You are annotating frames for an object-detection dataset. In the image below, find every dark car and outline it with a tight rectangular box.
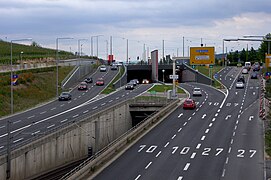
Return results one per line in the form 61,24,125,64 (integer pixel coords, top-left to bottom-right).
78,82,88,90
125,82,134,90
183,99,196,109
111,65,118,70
253,63,260,71
96,78,105,86
58,92,71,101
251,72,258,79
84,77,93,83
237,75,245,83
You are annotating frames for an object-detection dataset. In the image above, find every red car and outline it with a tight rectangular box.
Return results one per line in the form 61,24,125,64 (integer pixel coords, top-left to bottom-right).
183,99,196,109
78,82,88,90
96,78,104,86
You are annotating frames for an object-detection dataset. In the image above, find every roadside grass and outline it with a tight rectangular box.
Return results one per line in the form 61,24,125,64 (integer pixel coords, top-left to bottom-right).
265,124,271,157
196,65,224,88
148,84,185,94
101,66,125,94
0,66,74,117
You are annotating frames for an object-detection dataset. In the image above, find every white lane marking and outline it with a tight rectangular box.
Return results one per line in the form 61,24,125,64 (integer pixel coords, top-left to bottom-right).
190,152,196,159
0,125,5,129
109,100,113,103
27,115,35,119
212,118,216,122
234,125,237,130
236,120,239,124
164,142,170,147
228,147,232,153
222,169,226,177
231,139,234,144
188,117,192,121
60,119,68,123
209,123,213,127
13,138,24,143
178,127,182,132
183,163,190,171
217,109,221,112
192,112,195,116
116,97,119,100
40,111,47,114
233,132,236,136
47,124,55,129
201,136,206,141
249,116,254,121
225,115,231,120
196,144,201,149
172,134,176,139
0,146,4,149
93,106,97,109
178,113,183,118
83,110,89,114
78,96,81,98
73,114,79,118
101,103,106,106
226,157,229,164
183,122,187,126
196,108,199,112
155,151,162,157
135,175,141,180
51,107,56,110
74,98,77,100
68,101,71,104
122,95,125,97
60,104,65,107
177,177,183,180
253,92,256,95
205,129,210,134
13,120,21,124
145,162,152,169
31,130,40,135
82,93,85,96
234,103,239,107
215,113,218,117
202,114,206,119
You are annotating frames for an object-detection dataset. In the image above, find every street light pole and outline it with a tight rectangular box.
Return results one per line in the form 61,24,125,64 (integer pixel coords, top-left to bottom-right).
20,51,23,69
162,69,165,83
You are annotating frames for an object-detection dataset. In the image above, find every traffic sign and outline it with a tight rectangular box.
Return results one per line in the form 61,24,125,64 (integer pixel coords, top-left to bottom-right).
169,75,179,79
190,47,215,65
209,65,213,68
214,73,218,79
266,54,271,67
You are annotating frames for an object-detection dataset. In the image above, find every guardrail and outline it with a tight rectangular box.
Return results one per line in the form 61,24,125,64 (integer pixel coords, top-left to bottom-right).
60,99,179,180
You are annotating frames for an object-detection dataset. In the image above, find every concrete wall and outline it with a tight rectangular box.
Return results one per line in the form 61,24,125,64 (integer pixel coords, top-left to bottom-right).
0,101,132,180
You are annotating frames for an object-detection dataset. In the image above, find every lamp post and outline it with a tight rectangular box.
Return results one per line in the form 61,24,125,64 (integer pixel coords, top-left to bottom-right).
162,69,165,83
172,59,177,99
8,38,32,179
56,37,73,97
20,51,23,69
91,35,103,59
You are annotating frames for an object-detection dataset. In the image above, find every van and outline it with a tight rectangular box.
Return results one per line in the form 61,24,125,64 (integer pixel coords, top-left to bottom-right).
245,62,251,70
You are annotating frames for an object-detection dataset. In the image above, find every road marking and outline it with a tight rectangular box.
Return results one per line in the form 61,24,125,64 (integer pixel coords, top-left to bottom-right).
235,92,238,95
205,129,210,134
238,115,240,119
122,95,125,97
177,177,183,180
31,130,40,135
83,110,89,114
196,144,201,149
212,118,216,122
235,125,237,130
68,101,71,104
236,120,239,124
172,134,176,139
74,98,77,100
249,116,254,121
0,146,4,149
155,151,162,157
13,138,23,143
178,127,182,132
196,108,199,111
188,117,192,121
164,142,170,147
60,119,68,123
202,114,206,119
231,139,234,144
78,96,81,98
234,103,239,107
109,100,113,103
60,104,65,107
228,147,232,153
225,115,231,120
40,111,47,114
145,162,152,169
183,163,190,171
215,113,218,117
116,97,119,100
135,175,141,180
222,169,226,177
93,106,97,109
226,103,231,107
73,114,79,118
190,152,196,159
0,125,5,129
82,93,85,96
27,115,35,119
233,132,236,136
47,124,55,129
209,123,213,127
209,102,212,105
51,107,56,110
183,122,187,126
101,103,106,106
178,113,183,118
226,157,229,164
217,109,221,112
13,120,21,124
201,136,206,141
192,112,195,116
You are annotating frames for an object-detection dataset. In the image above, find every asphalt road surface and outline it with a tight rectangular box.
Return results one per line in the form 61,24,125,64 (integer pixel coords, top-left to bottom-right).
93,66,264,180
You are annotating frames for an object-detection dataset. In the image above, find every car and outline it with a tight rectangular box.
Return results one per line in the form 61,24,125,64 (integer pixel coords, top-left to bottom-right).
253,62,260,71
235,81,244,89
251,72,258,79
111,65,118,70
183,99,196,109
237,63,242,67
133,79,139,84
245,62,251,70
84,77,93,83
125,82,134,90
96,78,104,86
58,92,71,101
142,79,149,84
78,82,88,90
237,75,245,83
192,87,202,96
100,65,107,72
242,68,248,74
129,80,137,86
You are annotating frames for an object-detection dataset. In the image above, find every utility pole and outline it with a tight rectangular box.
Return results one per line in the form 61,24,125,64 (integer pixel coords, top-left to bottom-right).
183,36,185,57
162,40,165,63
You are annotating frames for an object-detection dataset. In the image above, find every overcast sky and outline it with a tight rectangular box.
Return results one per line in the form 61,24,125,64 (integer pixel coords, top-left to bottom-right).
1,0,271,61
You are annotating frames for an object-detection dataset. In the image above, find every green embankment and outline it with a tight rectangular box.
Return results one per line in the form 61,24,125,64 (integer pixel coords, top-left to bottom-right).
196,65,224,88
0,66,74,117
101,66,125,94
148,84,185,93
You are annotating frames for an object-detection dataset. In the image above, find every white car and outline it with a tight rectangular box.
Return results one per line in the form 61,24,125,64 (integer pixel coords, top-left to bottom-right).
192,87,202,96
142,79,149,84
100,65,107,72
242,68,248,74
236,81,244,89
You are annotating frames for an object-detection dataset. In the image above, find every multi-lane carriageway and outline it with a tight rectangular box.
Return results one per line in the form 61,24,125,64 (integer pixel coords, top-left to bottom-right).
93,67,265,180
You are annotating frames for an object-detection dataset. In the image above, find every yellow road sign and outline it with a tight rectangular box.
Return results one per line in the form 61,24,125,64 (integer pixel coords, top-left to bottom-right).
266,54,271,68
190,47,215,65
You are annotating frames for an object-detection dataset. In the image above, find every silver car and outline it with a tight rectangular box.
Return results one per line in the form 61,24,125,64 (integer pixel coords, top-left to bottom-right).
236,81,244,89
192,88,202,96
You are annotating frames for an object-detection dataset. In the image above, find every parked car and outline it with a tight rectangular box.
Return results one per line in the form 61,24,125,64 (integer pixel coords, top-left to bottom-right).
96,78,105,86
192,87,202,96
78,82,88,90
125,82,134,90
111,65,118,70
100,65,107,72
235,81,244,89
84,77,93,83
242,68,248,74
142,79,149,84
251,72,258,79
183,99,196,109
58,92,71,101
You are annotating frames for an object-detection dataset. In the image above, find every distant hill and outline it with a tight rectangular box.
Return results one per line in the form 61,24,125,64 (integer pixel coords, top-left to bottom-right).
0,40,75,64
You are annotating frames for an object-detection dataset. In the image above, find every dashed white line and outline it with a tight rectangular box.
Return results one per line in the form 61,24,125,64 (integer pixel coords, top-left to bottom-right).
135,175,141,180
13,138,24,143
51,107,56,110
47,124,55,129
78,96,81,98
178,113,183,118
212,118,216,122
109,100,113,103
145,162,152,169
60,119,68,123
205,129,210,134
188,117,192,121
93,106,97,109
31,130,40,135
233,132,236,136
209,123,213,127
116,97,119,100
40,111,47,114
183,163,190,171
222,169,226,177
231,139,234,144
83,110,89,114
13,120,21,124
60,104,65,107
155,151,162,157
164,142,170,147
0,125,5,129
122,95,125,97
192,112,195,116
101,103,106,106
215,113,218,117
201,136,206,141
236,120,239,125
228,147,232,153
226,157,229,164
234,125,237,130
196,144,201,149
73,114,79,118
190,152,196,159
27,115,35,119
0,146,4,149
217,109,221,112
178,127,182,132
172,134,176,139
177,177,183,180
183,122,187,126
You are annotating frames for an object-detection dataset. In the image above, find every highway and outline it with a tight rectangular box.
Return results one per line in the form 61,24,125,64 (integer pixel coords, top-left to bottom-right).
93,67,264,180
0,66,152,155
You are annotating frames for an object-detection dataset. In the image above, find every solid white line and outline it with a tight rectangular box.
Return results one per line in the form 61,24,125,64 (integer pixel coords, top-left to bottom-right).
145,162,152,169
156,151,162,157
164,142,170,147
178,127,182,132
205,129,210,134
172,134,176,139
60,119,68,123
183,163,190,171
201,136,206,141
135,175,141,180
73,114,79,118
47,124,55,129
196,144,201,149
190,152,196,159
13,138,23,143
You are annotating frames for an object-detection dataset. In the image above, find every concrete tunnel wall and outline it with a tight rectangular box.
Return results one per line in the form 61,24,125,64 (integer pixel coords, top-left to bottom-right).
0,101,132,180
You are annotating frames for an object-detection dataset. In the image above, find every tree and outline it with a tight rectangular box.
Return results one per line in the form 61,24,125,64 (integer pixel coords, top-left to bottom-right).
239,48,246,63
31,41,41,47
248,47,258,62
258,33,271,62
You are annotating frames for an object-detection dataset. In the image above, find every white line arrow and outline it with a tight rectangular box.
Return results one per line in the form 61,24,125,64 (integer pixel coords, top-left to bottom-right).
202,114,207,119
225,115,232,120
178,113,183,118
249,116,254,121
234,103,239,107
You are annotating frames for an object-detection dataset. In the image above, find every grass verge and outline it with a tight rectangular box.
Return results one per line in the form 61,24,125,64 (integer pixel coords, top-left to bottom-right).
101,66,125,94
148,84,185,94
